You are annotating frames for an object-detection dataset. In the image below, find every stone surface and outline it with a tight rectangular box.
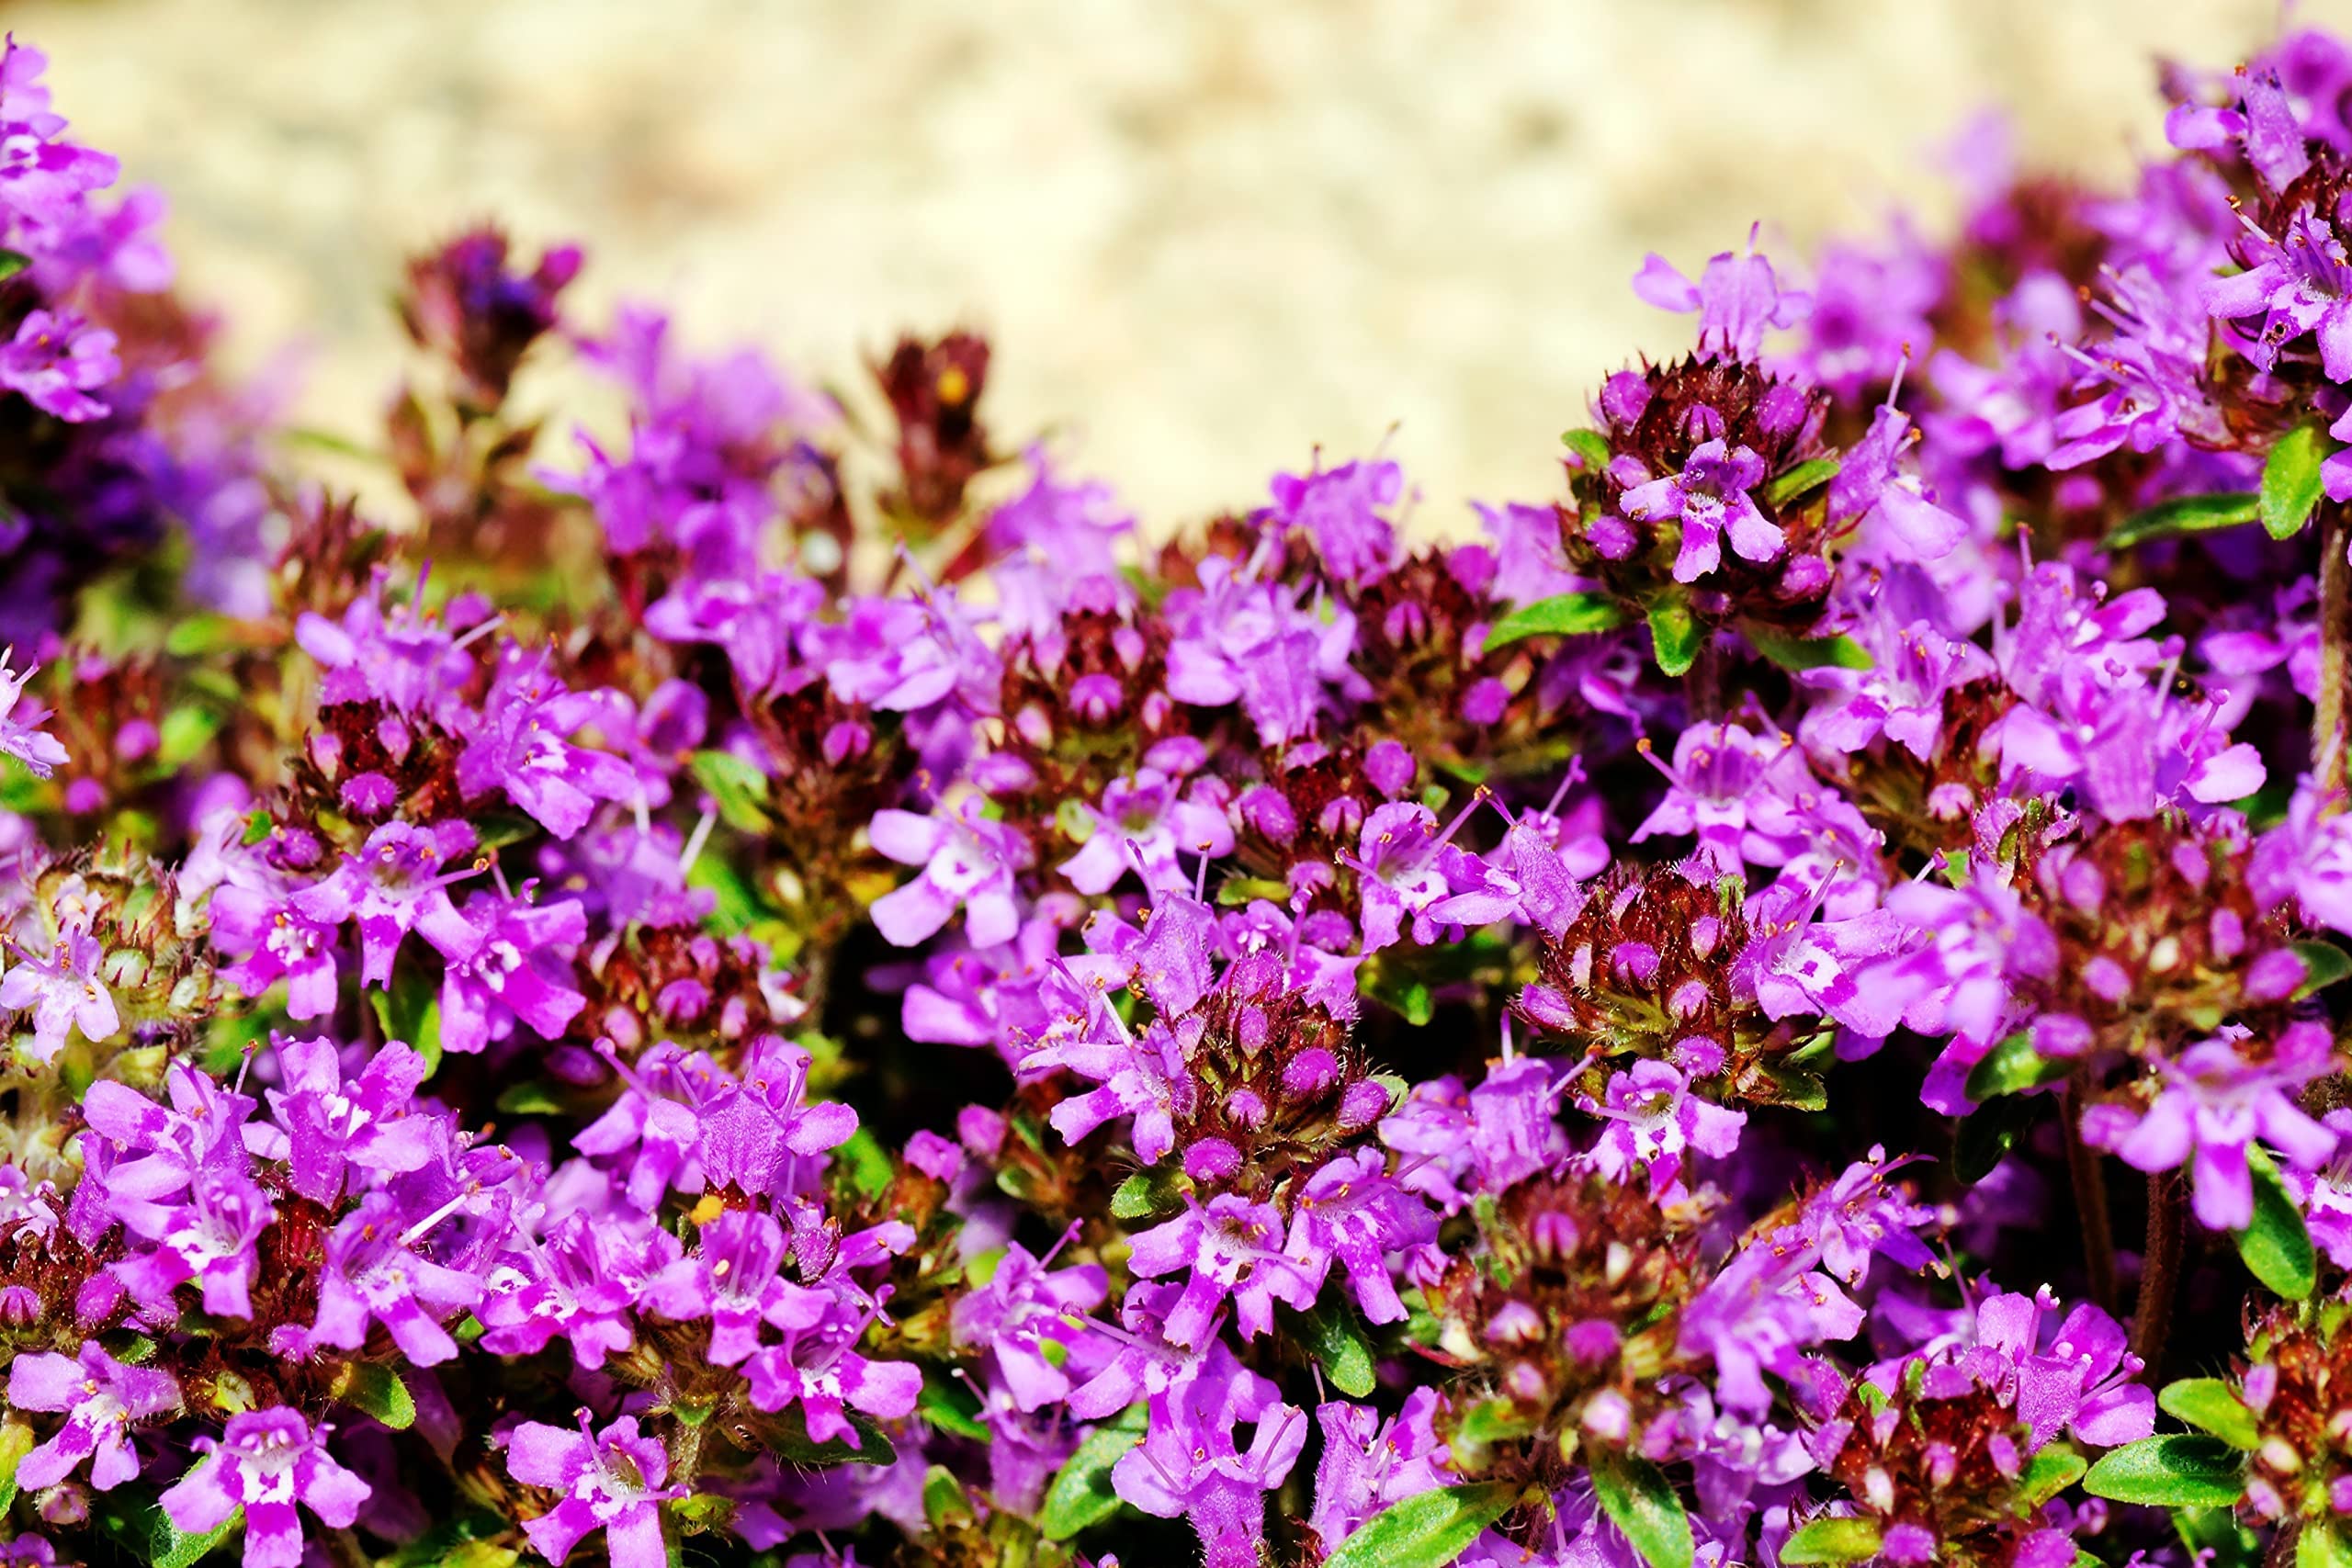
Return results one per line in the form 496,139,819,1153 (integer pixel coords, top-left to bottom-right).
10,0,2298,527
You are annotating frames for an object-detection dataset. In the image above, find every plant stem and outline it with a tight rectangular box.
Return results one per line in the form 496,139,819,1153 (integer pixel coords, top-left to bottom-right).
2131,1168,2186,1376
2063,1085,2118,1315
1687,632,1724,724
2320,504,2350,796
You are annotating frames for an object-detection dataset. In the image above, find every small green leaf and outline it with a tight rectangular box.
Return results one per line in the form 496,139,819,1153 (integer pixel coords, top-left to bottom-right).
1561,429,1614,469
239,809,275,846
833,1127,895,1201
369,962,444,1077
0,1420,32,1516
1292,1300,1378,1398
2238,1146,2317,1300
688,749,772,832
918,1373,990,1441
2177,1505,2265,1568
2160,1378,2260,1450
0,250,28,284
2082,1434,2245,1507
333,1360,416,1429
2018,1442,2086,1505
765,1404,897,1467
1743,623,1872,672
1954,1096,2032,1182
2103,491,2260,550
154,1513,243,1568
923,1463,977,1529
1483,592,1628,650
1589,1450,1693,1568
1324,1480,1520,1568
2262,424,2332,540
493,1080,566,1117
1039,1405,1148,1541
157,704,226,770
1963,1031,2073,1101
1779,1517,1885,1565
2292,940,2352,1000
1762,457,1842,509
2302,1521,2352,1568
1363,961,1434,1026
1647,599,1702,679
1110,1162,1188,1222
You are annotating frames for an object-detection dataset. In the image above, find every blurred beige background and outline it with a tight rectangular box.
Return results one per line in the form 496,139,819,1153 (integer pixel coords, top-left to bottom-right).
6,0,2329,526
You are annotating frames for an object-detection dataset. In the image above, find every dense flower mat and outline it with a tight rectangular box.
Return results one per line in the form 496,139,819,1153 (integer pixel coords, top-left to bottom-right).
6,21,2352,1568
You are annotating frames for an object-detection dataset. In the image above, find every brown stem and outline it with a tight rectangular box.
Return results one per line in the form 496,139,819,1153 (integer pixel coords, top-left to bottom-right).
2063,1085,2119,1315
1686,632,1724,725
2131,1168,2187,1376
2267,1520,2303,1568
2319,503,2351,797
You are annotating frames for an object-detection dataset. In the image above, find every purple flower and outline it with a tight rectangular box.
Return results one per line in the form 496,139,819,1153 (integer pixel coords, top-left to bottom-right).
868,797,1033,949
2204,195,2352,383
1057,768,1233,896
504,1414,683,1568
1581,1059,1747,1196
1282,1149,1434,1326
438,892,589,1055
1127,1193,1317,1346
739,1268,922,1446
645,1206,791,1365
209,886,342,1021
1267,457,1402,587
1619,437,1781,582
290,819,482,988
110,1165,276,1320
158,1408,370,1568
1309,1391,1449,1553
293,570,492,722
1162,557,1364,747
0,651,65,776
1346,798,1507,953
1633,238,1812,362
1113,1346,1307,1568
0,926,118,1062
1380,1053,1571,1211
458,647,641,839
7,1344,181,1491
1972,1289,2154,1449
2081,1022,2340,1231
691,1035,860,1204
478,1206,679,1369
0,308,117,422
1630,722,1819,875
254,1037,438,1206
950,1238,1109,1412
307,1190,484,1366
1799,615,1992,762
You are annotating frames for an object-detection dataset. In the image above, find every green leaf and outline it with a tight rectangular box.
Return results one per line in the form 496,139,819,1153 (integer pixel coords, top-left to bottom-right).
1762,457,1842,509
2018,1442,2086,1505
1292,1300,1378,1398
2262,424,2332,540
1561,429,1613,469
493,1079,565,1118
369,961,444,1077
833,1127,895,1201
918,1372,990,1442
154,1514,243,1568
1963,1031,2073,1102
94,1483,243,1568
1778,1517,1885,1565
1324,1480,1521,1568
0,250,28,284
157,704,226,770
2103,491,2260,550
1110,1162,1188,1222
333,1359,416,1429
1590,1450,1692,1568
2302,1521,2352,1568
2160,1378,2260,1450
2238,1146,2317,1299
688,749,772,832
2177,1505,2265,1568
1647,599,1702,679
1744,623,1872,672
923,1463,977,1529
2292,940,2352,1000
1483,592,1628,650
2082,1434,2245,1507
1363,961,1435,1026
1039,1405,1148,1541
0,1420,32,1516
765,1403,898,1467
1954,1095,2032,1182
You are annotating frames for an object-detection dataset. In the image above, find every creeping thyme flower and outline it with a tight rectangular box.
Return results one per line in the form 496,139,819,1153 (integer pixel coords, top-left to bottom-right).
7,1345,181,1491
158,1409,370,1568
504,1414,684,1568
0,651,66,776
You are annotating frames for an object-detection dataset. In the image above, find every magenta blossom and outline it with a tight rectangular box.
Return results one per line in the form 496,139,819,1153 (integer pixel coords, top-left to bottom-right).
158,1408,370,1568
504,1413,683,1568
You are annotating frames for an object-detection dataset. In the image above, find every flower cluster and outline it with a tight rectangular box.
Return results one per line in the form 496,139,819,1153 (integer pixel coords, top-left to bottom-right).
4,22,2352,1568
